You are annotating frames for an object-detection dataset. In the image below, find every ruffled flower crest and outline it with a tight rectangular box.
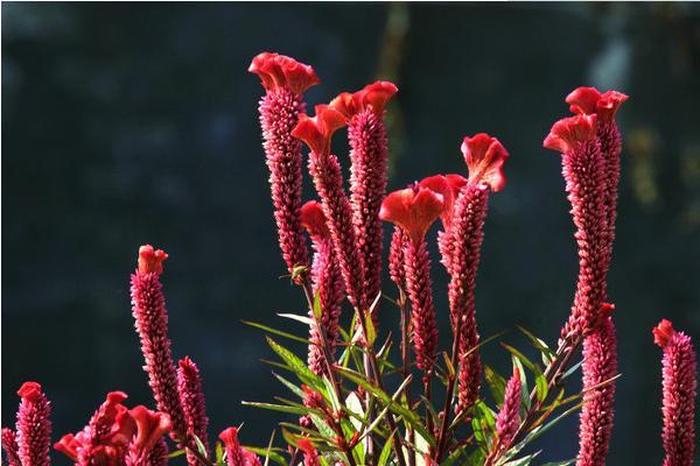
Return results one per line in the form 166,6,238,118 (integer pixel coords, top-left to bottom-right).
300,200,330,239
329,81,398,118
248,52,320,95
379,186,445,244
543,114,597,154
138,245,168,275
653,319,676,349
566,86,628,122
292,105,346,156
462,134,509,192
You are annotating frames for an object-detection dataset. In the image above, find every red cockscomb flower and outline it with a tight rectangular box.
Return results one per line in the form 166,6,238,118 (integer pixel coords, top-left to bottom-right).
380,185,443,377
388,227,408,291
177,356,210,464
294,105,368,310
495,368,522,448
544,115,608,339
125,406,171,466
219,428,261,466
15,382,52,466
130,245,188,442
329,81,397,310
300,200,344,375
2,428,21,466
249,52,319,281
297,438,320,466
449,134,509,415
654,319,697,466
576,304,618,466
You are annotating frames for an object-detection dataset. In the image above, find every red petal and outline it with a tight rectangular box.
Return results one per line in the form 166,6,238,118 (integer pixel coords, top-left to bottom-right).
653,319,676,349
248,52,320,95
329,81,398,118
292,105,346,155
543,114,597,154
462,133,509,192
138,244,168,275
379,187,445,243
300,200,329,239
566,86,628,121
17,381,43,401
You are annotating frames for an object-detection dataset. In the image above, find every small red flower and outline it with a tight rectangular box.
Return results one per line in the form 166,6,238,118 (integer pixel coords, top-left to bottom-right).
379,186,445,244
292,105,346,156
297,438,320,466
127,406,172,462
329,81,398,118
248,52,320,95
15,382,52,466
462,134,509,192
653,319,676,349
566,87,628,122
219,427,261,466
543,114,598,154
138,245,168,275
300,200,330,239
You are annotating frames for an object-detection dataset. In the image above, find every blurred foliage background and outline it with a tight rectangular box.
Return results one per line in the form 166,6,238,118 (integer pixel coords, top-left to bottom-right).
3,3,699,464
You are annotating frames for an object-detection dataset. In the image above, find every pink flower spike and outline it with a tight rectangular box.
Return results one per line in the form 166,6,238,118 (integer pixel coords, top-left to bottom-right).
462,134,509,192
15,381,52,466
300,200,330,239
248,52,320,95
178,356,210,464
543,114,597,154
329,81,398,118
496,368,522,448
2,428,21,466
292,105,346,157
379,186,445,244
219,428,261,466
653,319,697,466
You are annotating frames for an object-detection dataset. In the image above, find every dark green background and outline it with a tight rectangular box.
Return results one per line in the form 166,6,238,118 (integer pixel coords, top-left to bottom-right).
3,3,699,464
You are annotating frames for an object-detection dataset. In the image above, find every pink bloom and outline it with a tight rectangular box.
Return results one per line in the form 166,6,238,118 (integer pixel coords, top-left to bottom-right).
388,227,407,291
2,428,21,466
495,368,522,447
125,406,172,466
448,134,509,415
293,105,368,309
300,201,344,375
249,52,319,281
330,81,398,305
566,87,628,288
15,382,52,466
130,245,188,441
219,427,261,466
297,438,320,466
576,304,618,466
177,356,210,463
380,186,444,375
544,115,608,339
654,319,697,466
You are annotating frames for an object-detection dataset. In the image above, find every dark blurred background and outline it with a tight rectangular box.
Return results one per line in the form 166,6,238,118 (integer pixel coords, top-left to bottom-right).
3,3,699,464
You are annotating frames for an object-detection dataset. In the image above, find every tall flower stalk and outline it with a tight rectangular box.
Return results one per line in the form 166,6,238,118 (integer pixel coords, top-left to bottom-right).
177,356,210,463
249,52,320,281
14,382,52,466
654,319,697,466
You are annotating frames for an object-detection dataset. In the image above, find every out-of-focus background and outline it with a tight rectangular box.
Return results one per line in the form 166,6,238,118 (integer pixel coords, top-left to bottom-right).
3,3,699,464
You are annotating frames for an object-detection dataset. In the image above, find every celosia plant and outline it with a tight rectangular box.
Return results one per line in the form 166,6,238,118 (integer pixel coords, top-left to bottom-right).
2,53,697,466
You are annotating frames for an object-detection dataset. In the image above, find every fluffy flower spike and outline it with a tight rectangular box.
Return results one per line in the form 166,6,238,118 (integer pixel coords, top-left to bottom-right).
138,245,168,275
496,367,522,447
566,87,628,122
219,427,261,466
178,356,210,463
248,52,320,95
379,186,445,244
2,428,20,466
15,381,52,466
543,114,598,154
292,105,346,156
653,319,697,466
330,80,398,118
462,134,509,192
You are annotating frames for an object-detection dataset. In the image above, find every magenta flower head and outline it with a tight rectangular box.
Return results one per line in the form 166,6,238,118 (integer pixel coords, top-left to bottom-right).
219,427,261,466
297,438,321,466
294,105,368,310
381,185,443,377
177,356,210,461
495,368,522,448
653,319,697,466
125,406,171,466
2,428,21,466
249,52,320,282
444,134,509,415
300,200,344,375
14,382,52,466
576,303,617,466
544,115,608,339
329,81,397,307
130,245,188,442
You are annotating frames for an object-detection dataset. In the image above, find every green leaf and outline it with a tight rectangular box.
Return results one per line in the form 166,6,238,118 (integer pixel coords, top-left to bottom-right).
484,365,506,404
215,441,224,463
272,372,305,398
193,434,208,458
277,313,314,326
266,337,324,390
242,320,308,343
365,310,377,346
441,444,471,466
501,343,539,373
291,264,308,281
243,445,287,466
501,451,540,466
534,372,548,403
377,433,394,466
241,401,315,416
517,326,555,362
167,449,185,458
312,291,323,321
511,356,530,410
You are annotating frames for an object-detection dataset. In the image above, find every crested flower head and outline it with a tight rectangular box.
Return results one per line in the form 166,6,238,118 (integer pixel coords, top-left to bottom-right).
248,52,320,95
653,319,676,349
419,174,467,228
543,114,598,154
128,406,172,456
300,200,330,239
329,80,398,118
379,185,445,244
138,245,168,275
566,86,628,122
15,381,52,466
292,105,346,156
297,438,320,466
219,427,261,466
461,133,509,192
